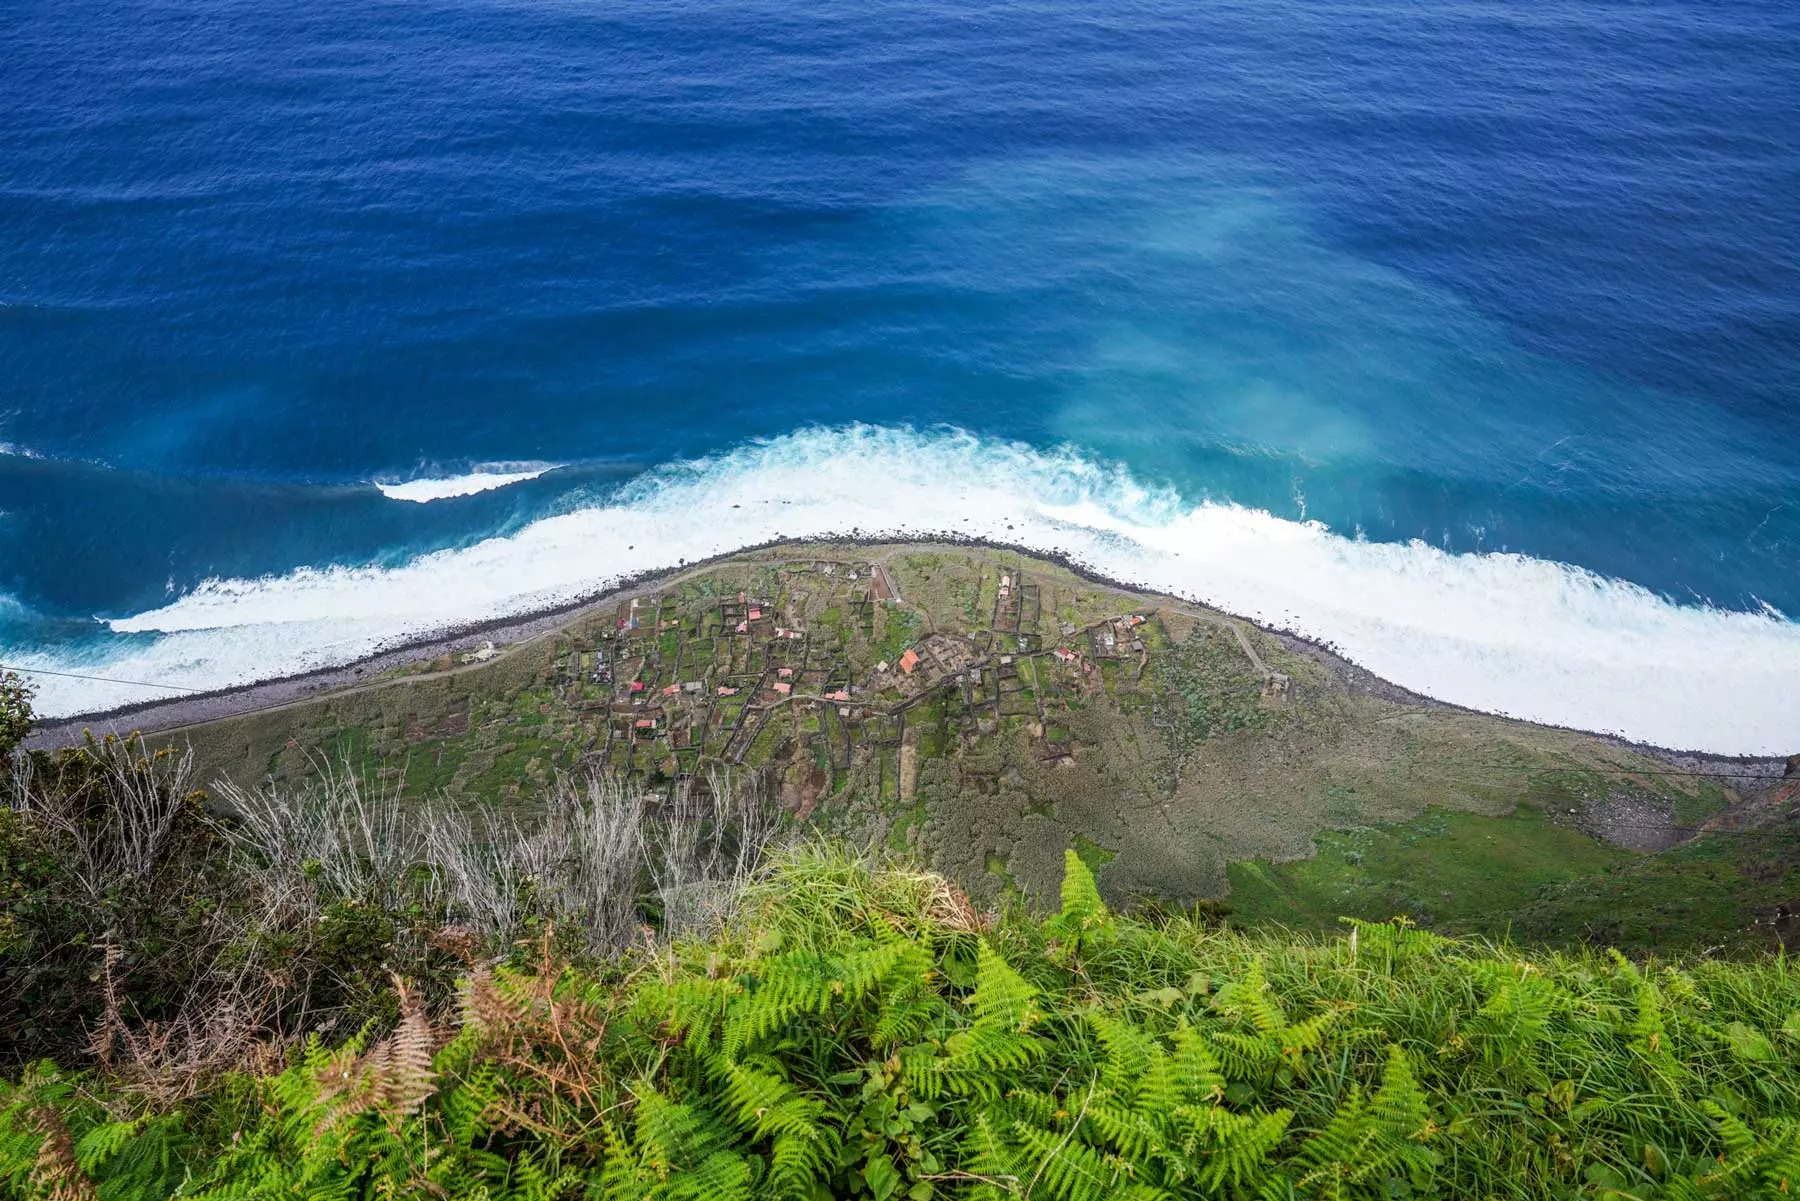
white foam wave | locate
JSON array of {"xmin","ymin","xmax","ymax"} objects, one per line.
[
  {"xmin": 20, "ymin": 426, "xmax": 1800, "ymax": 755},
  {"xmin": 375, "ymin": 464, "xmax": 556, "ymax": 502}
]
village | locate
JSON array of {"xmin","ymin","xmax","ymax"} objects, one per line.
[{"xmin": 474, "ymin": 551, "xmax": 1292, "ymax": 815}]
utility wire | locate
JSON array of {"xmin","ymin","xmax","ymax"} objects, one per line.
[{"xmin": 0, "ymin": 663, "xmax": 206, "ymax": 693}]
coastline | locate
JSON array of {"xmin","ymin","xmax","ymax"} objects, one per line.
[{"xmin": 24, "ymin": 534, "xmax": 1793, "ymax": 781}]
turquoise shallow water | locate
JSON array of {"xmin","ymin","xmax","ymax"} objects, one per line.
[{"xmin": 1, "ymin": 0, "xmax": 1797, "ymax": 751}]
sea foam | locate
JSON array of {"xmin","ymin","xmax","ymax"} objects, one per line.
[{"xmin": 20, "ymin": 426, "xmax": 1800, "ymax": 755}]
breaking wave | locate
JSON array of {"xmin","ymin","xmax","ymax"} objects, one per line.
[
  {"xmin": 375, "ymin": 464, "xmax": 558, "ymax": 502},
  {"xmin": 20, "ymin": 425, "xmax": 1800, "ymax": 755}
]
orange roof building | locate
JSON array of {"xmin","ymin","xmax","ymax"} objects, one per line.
[{"xmin": 899, "ymin": 648, "xmax": 921, "ymax": 674}]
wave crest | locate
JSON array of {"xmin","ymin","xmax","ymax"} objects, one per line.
[{"xmin": 375, "ymin": 464, "xmax": 557, "ymax": 502}]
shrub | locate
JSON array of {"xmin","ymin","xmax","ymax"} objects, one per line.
[{"xmin": 6, "ymin": 848, "xmax": 1799, "ymax": 1199}]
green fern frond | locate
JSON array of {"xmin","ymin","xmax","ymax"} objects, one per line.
[
  {"xmin": 1217, "ymin": 960, "xmax": 1288, "ymax": 1036},
  {"xmin": 970, "ymin": 942, "xmax": 1039, "ymax": 1032},
  {"xmin": 940, "ymin": 1025, "xmax": 1045, "ymax": 1096},
  {"xmin": 1210, "ymin": 1030, "xmax": 1281, "ymax": 1081},
  {"xmin": 1045, "ymin": 850, "xmax": 1111, "ymax": 955},
  {"xmin": 1368, "ymin": 1045, "xmax": 1432, "ymax": 1146},
  {"xmin": 72, "ymin": 1118, "xmax": 142, "ymax": 1172},
  {"xmin": 834, "ymin": 940, "xmax": 910, "ymax": 1009},
  {"xmin": 869, "ymin": 996, "xmax": 949, "ymax": 1051},
  {"xmin": 1012, "ymin": 1119, "xmax": 1133, "ymax": 1201},
  {"xmin": 1171, "ymin": 1025, "xmax": 1227, "ymax": 1106},
  {"xmin": 1086, "ymin": 1011, "xmax": 1153, "ymax": 1098},
  {"xmin": 958, "ymin": 1113, "xmax": 1022, "ymax": 1201},
  {"xmin": 1195, "ymin": 1106, "xmax": 1291, "ymax": 1192},
  {"xmin": 1087, "ymin": 1100, "xmax": 1164, "ymax": 1162},
  {"xmin": 721, "ymin": 951, "xmax": 836, "ymax": 1061}
]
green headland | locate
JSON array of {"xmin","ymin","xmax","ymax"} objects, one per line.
[{"xmin": 141, "ymin": 540, "xmax": 1798, "ymax": 954}]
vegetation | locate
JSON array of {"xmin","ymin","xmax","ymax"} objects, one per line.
[
  {"xmin": 2, "ymin": 697, "xmax": 1798, "ymax": 1199},
  {"xmin": 5, "ymin": 838, "xmax": 1800, "ymax": 1199},
  {"xmin": 1228, "ymin": 803, "xmax": 1800, "ymax": 954},
  {"xmin": 0, "ymin": 673, "xmax": 32, "ymax": 762},
  {"xmin": 6, "ymin": 551, "xmax": 1798, "ymax": 1197},
  {"xmin": 1153, "ymin": 624, "xmax": 1272, "ymax": 756}
]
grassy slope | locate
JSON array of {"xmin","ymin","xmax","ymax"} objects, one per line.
[
  {"xmin": 1227, "ymin": 801, "xmax": 1800, "ymax": 953},
  {"xmin": 1227, "ymin": 805, "xmax": 1630, "ymax": 935}
]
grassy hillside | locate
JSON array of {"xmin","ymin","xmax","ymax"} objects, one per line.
[
  {"xmin": 6, "ymin": 846, "xmax": 1799, "ymax": 1200},
  {"xmin": 1227, "ymin": 802, "xmax": 1800, "ymax": 953},
  {"xmin": 94, "ymin": 542, "xmax": 1793, "ymax": 954}
]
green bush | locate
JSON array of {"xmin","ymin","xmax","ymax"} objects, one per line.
[{"xmin": 5, "ymin": 847, "xmax": 1798, "ymax": 1200}]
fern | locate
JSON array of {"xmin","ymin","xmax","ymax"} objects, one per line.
[
  {"xmin": 1338, "ymin": 917, "xmax": 1448, "ymax": 971},
  {"xmin": 1192, "ymin": 1105, "xmax": 1292, "ymax": 1192},
  {"xmin": 1217, "ymin": 959, "xmax": 1288, "ymax": 1036},
  {"xmin": 720, "ymin": 952, "xmax": 836, "ymax": 1061},
  {"xmin": 1464, "ymin": 962, "xmax": 1556, "ymax": 1085},
  {"xmin": 958, "ymin": 1112, "xmax": 1021, "ymax": 1201},
  {"xmin": 1275, "ymin": 1046, "xmax": 1438, "ymax": 1198},
  {"xmin": 928, "ymin": 943, "xmax": 1045, "ymax": 1098},
  {"xmin": 14, "ymin": 840, "xmax": 1800, "ymax": 1201},
  {"xmin": 1045, "ymin": 850, "xmax": 1112, "ymax": 960},
  {"xmin": 1010, "ymin": 1119, "xmax": 1156, "ymax": 1201},
  {"xmin": 603, "ymin": 1084, "xmax": 755, "ymax": 1201},
  {"xmin": 1688, "ymin": 1103, "xmax": 1800, "ymax": 1199},
  {"xmin": 1170, "ymin": 1024, "xmax": 1227, "ymax": 1107},
  {"xmin": 709, "ymin": 1057, "xmax": 837, "ymax": 1191},
  {"xmin": 969, "ymin": 941, "xmax": 1038, "ymax": 1033}
]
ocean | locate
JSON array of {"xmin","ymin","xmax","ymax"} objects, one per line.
[{"xmin": 2, "ymin": 0, "xmax": 1797, "ymax": 754}]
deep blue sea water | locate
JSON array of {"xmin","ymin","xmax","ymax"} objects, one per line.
[{"xmin": 2, "ymin": 0, "xmax": 1797, "ymax": 752}]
